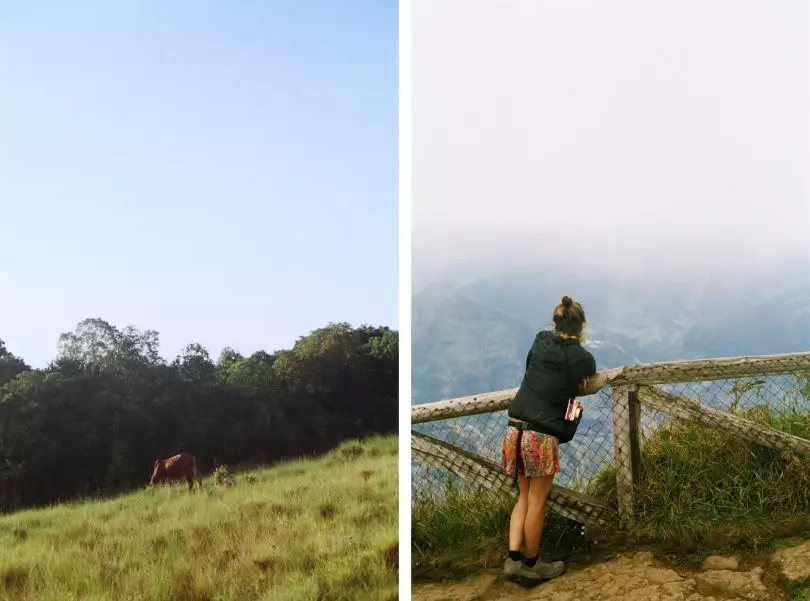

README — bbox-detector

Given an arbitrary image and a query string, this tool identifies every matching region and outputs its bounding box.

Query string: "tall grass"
[412,406,810,578]
[0,436,398,601]
[589,407,810,548]
[412,486,581,580]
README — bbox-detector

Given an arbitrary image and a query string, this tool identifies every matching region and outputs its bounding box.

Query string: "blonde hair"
[552,295,586,341]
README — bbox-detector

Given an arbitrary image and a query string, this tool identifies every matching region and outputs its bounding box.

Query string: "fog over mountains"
[410,0,809,492]
[410,0,809,406]
[412,258,810,405]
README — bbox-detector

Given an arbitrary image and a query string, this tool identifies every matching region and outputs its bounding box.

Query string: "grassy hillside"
[0,436,398,601]
[413,407,810,580]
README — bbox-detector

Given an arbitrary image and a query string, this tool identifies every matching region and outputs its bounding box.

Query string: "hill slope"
[0,436,398,601]
[412,284,535,405]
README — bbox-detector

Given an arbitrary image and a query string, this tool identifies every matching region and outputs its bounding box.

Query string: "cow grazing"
[149,452,202,491]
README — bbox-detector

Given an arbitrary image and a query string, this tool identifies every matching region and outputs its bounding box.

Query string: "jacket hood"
[533,330,574,371]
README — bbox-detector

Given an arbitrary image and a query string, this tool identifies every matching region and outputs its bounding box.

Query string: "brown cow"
[149,452,202,491]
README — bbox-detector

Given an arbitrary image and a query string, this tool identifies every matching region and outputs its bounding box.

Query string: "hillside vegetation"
[413,405,810,580]
[0,319,397,513]
[0,436,398,601]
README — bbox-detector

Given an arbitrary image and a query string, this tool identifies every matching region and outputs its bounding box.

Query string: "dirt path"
[413,542,810,601]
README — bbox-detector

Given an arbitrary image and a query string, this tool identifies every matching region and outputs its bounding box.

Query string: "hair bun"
[561,296,573,308]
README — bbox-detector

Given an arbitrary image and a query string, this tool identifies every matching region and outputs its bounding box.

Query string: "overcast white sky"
[412,0,809,279]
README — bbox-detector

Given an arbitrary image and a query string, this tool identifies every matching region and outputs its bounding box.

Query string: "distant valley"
[412,267,810,405]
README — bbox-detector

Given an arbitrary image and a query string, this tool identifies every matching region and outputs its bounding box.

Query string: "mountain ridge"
[412,273,810,404]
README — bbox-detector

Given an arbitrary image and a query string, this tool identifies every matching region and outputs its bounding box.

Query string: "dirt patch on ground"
[413,543,810,601]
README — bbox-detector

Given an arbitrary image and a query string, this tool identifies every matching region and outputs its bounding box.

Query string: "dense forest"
[0,318,398,512]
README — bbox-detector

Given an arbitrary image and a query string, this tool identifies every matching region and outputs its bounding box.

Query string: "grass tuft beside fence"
[412,486,586,580]
[589,406,810,548]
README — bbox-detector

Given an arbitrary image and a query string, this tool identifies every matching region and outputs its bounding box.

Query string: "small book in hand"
[565,399,583,421]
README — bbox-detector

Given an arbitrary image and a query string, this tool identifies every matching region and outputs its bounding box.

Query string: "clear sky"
[413,0,809,281]
[0,2,398,368]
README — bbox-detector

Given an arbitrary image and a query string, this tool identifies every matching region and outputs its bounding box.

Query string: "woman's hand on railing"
[577,367,625,396]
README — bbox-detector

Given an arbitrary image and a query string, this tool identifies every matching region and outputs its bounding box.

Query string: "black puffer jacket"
[507,330,597,443]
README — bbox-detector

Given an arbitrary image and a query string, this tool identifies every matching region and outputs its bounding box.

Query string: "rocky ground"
[413,541,810,601]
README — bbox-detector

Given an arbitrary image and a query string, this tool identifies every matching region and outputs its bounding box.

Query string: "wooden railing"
[412,351,810,532]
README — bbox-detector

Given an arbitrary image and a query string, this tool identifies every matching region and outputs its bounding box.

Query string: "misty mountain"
[412,283,535,405]
[412,270,810,405]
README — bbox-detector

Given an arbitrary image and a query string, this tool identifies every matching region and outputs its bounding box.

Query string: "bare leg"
[508,474,529,553]
[524,474,555,559]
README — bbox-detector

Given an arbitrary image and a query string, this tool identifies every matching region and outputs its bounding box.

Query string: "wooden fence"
[412,351,810,533]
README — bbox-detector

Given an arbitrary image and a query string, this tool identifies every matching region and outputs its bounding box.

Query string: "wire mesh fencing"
[412,355,810,532]
[638,372,810,469]
[641,372,810,454]
[631,370,810,526]
[411,386,616,501]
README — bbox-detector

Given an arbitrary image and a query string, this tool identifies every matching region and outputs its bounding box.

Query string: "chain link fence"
[412,357,810,534]
[639,373,810,463]
[640,373,810,447]
[412,386,615,500]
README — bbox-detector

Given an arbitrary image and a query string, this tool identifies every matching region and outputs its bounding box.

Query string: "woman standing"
[501,296,597,584]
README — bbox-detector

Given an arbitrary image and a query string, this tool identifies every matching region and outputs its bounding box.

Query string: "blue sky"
[0,2,398,368]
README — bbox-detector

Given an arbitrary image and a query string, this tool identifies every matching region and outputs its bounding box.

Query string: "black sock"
[508,550,523,562]
[523,555,539,567]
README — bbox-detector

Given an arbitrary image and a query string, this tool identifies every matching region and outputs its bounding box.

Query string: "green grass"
[589,406,810,549]
[412,406,810,579]
[0,436,398,601]
[411,487,581,580]
[793,585,810,601]
[412,488,513,578]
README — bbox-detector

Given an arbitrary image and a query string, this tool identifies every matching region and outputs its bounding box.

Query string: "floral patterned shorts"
[501,424,560,478]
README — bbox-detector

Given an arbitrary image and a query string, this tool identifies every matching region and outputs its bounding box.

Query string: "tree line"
[0,318,398,512]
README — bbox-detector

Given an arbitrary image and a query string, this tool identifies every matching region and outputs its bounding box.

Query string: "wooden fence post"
[628,387,643,486]
[611,384,640,528]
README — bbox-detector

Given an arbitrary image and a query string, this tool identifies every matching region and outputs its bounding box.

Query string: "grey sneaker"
[503,557,524,580]
[523,559,566,581]
[504,557,565,586]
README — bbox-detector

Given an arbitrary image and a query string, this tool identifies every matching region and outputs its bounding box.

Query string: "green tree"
[0,338,29,386]
[0,319,397,513]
